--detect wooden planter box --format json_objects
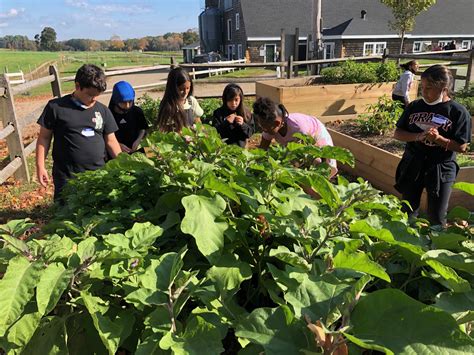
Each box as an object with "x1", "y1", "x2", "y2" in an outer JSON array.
[
  {"x1": 329, "y1": 128, "x2": 474, "y2": 211},
  {"x1": 256, "y1": 77, "x2": 418, "y2": 122}
]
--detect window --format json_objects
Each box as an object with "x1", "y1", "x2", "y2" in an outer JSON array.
[
  {"x1": 224, "y1": 0, "x2": 232, "y2": 10},
  {"x1": 238, "y1": 44, "x2": 243, "y2": 59},
  {"x1": 227, "y1": 45, "x2": 234, "y2": 60},
  {"x1": 438, "y1": 40, "x2": 451, "y2": 48},
  {"x1": 413, "y1": 41, "x2": 431, "y2": 53},
  {"x1": 236, "y1": 13, "x2": 240, "y2": 30},
  {"x1": 363, "y1": 42, "x2": 386, "y2": 56},
  {"x1": 461, "y1": 40, "x2": 472, "y2": 49},
  {"x1": 227, "y1": 19, "x2": 232, "y2": 41}
]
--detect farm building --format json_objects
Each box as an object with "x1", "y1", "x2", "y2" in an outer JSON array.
[{"x1": 199, "y1": 0, "x2": 474, "y2": 62}]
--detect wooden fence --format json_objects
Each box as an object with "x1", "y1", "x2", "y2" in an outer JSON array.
[{"x1": 1, "y1": 49, "x2": 473, "y2": 184}]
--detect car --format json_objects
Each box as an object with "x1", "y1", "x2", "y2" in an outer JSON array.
[{"x1": 192, "y1": 52, "x2": 222, "y2": 63}]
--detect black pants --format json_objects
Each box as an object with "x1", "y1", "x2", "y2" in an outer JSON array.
[
  {"x1": 392, "y1": 93, "x2": 408, "y2": 108},
  {"x1": 401, "y1": 177, "x2": 454, "y2": 226},
  {"x1": 52, "y1": 165, "x2": 69, "y2": 204}
]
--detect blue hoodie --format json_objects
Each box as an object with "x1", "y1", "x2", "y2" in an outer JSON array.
[{"x1": 109, "y1": 81, "x2": 135, "y2": 107}]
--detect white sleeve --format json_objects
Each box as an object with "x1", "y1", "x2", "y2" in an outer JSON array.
[
  {"x1": 401, "y1": 72, "x2": 412, "y2": 100},
  {"x1": 190, "y1": 96, "x2": 204, "y2": 118}
]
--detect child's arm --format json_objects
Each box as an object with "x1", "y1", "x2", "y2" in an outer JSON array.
[
  {"x1": 36, "y1": 126, "x2": 53, "y2": 187},
  {"x1": 259, "y1": 137, "x2": 272, "y2": 150},
  {"x1": 104, "y1": 133, "x2": 122, "y2": 158},
  {"x1": 131, "y1": 130, "x2": 146, "y2": 152}
]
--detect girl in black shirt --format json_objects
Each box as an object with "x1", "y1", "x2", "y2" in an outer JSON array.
[
  {"x1": 394, "y1": 65, "x2": 471, "y2": 225},
  {"x1": 212, "y1": 83, "x2": 255, "y2": 147}
]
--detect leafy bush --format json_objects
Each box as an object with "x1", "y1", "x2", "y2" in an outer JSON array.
[
  {"x1": 454, "y1": 84, "x2": 474, "y2": 116},
  {"x1": 321, "y1": 61, "x2": 399, "y2": 84},
  {"x1": 198, "y1": 98, "x2": 221, "y2": 124},
  {"x1": 136, "y1": 93, "x2": 160, "y2": 127},
  {"x1": 1, "y1": 127, "x2": 473, "y2": 354},
  {"x1": 357, "y1": 95, "x2": 404, "y2": 135}
]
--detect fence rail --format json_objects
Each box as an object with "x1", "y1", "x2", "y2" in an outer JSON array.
[{"x1": 1, "y1": 48, "x2": 473, "y2": 185}]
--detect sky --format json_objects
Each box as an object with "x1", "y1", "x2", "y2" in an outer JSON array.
[{"x1": 0, "y1": 0, "x2": 204, "y2": 40}]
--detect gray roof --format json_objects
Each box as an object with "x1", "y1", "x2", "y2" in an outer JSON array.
[{"x1": 240, "y1": 0, "x2": 474, "y2": 38}]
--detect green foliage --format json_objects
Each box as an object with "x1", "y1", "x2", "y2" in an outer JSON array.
[
  {"x1": 1, "y1": 129, "x2": 473, "y2": 354},
  {"x1": 136, "y1": 93, "x2": 161, "y2": 127},
  {"x1": 381, "y1": 0, "x2": 437, "y2": 35},
  {"x1": 455, "y1": 84, "x2": 474, "y2": 116},
  {"x1": 356, "y1": 95, "x2": 404, "y2": 135},
  {"x1": 320, "y1": 61, "x2": 399, "y2": 84},
  {"x1": 198, "y1": 98, "x2": 221, "y2": 124}
]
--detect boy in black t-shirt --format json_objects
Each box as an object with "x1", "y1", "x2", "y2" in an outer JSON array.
[
  {"x1": 36, "y1": 64, "x2": 122, "y2": 201},
  {"x1": 394, "y1": 65, "x2": 471, "y2": 225},
  {"x1": 108, "y1": 81, "x2": 148, "y2": 153}
]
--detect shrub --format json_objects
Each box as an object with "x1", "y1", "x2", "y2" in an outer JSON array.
[
  {"x1": 136, "y1": 93, "x2": 160, "y2": 127},
  {"x1": 321, "y1": 61, "x2": 399, "y2": 84},
  {"x1": 198, "y1": 98, "x2": 221, "y2": 124},
  {"x1": 454, "y1": 84, "x2": 474, "y2": 116},
  {"x1": 356, "y1": 95, "x2": 404, "y2": 135}
]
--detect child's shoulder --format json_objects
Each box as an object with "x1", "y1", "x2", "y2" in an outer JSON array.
[{"x1": 449, "y1": 100, "x2": 470, "y2": 115}]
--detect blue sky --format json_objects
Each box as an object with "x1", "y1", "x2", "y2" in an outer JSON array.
[{"x1": 0, "y1": 0, "x2": 204, "y2": 40}]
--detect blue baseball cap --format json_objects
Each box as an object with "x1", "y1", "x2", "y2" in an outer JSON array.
[{"x1": 111, "y1": 81, "x2": 135, "y2": 103}]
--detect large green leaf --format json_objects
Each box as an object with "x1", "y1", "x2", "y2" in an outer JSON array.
[
  {"x1": 435, "y1": 290, "x2": 474, "y2": 324},
  {"x1": 269, "y1": 246, "x2": 311, "y2": 271},
  {"x1": 139, "y1": 249, "x2": 185, "y2": 292},
  {"x1": 346, "y1": 289, "x2": 474, "y2": 354},
  {"x1": 206, "y1": 254, "x2": 252, "y2": 296},
  {"x1": 126, "y1": 222, "x2": 164, "y2": 250},
  {"x1": 235, "y1": 306, "x2": 317, "y2": 354},
  {"x1": 81, "y1": 291, "x2": 135, "y2": 355},
  {"x1": 3, "y1": 302, "x2": 42, "y2": 353},
  {"x1": 181, "y1": 194, "x2": 228, "y2": 262},
  {"x1": 453, "y1": 182, "x2": 474, "y2": 196},
  {"x1": 284, "y1": 274, "x2": 351, "y2": 323},
  {"x1": 333, "y1": 250, "x2": 391, "y2": 282},
  {"x1": 0, "y1": 219, "x2": 35, "y2": 238},
  {"x1": 36, "y1": 263, "x2": 74, "y2": 316},
  {"x1": 136, "y1": 333, "x2": 167, "y2": 355},
  {"x1": 422, "y1": 250, "x2": 474, "y2": 274},
  {"x1": 22, "y1": 316, "x2": 68, "y2": 355},
  {"x1": 159, "y1": 315, "x2": 224, "y2": 355},
  {"x1": 0, "y1": 256, "x2": 42, "y2": 336}
]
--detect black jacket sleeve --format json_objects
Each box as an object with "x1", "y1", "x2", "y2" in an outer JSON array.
[
  {"x1": 236, "y1": 113, "x2": 255, "y2": 140},
  {"x1": 212, "y1": 107, "x2": 235, "y2": 139}
]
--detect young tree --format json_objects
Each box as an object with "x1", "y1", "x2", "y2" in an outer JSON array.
[
  {"x1": 110, "y1": 35, "x2": 125, "y2": 51},
  {"x1": 182, "y1": 29, "x2": 199, "y2": 46},
  {"x1": 381, "y1": 0, "x2": 436, "y2": 54},
  {"x1": 40, "y1": 27, "x2": 58, "y2": 51}
]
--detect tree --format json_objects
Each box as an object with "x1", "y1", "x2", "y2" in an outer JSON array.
[
  {"x1": 381, "y1": 0, "x2": 436, "y2": 54},
  {"x1": 182, "y1": 29, "x2": 199, "y2": 46},
  {"x1": 39, "y1": 27, "x2": 58, "y2": 51},
  {"x1": 138, "y1": 37, "x2": 149, "y2": 51},
  {"x1": 110, "y1": 35, "x2": 125, "y2": 51}
]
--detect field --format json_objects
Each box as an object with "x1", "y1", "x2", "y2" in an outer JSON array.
[{"x1": 0, "y1": 49, "x2": 183, "y2": 75}]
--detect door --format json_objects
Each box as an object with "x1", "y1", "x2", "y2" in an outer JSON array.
[
  {"x1": 265, "y1": 44, "x2": 276, "y2": 63},
  {"x1": 324, "y1": 42, "x2": 335, "y2": 59}
]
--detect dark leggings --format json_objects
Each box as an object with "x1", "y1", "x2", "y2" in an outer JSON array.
[
  {"x1": 392, "y1": 93, "x2": 408, "y2": 108},
  {"x1": 401, "y1": 177, "x2": 454, "y2": 226}
]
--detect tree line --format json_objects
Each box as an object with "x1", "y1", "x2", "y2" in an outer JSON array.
[{"x1": 0, "y1": 27, "x2": 199, "y2": 52}]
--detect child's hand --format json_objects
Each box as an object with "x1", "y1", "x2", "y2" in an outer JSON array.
[
  {"x1": 226, "y1": 114, "x2": 236, "y2": 123},
  {"x1": 425, "y1": 128, "x2": 440, "y2": 143},
  {"x1": 37, "y1": 168, "x2": 50, "y2": 188},
  {"x1": 120, "y1": 143, "x2": 132, "y2": 153},
  {"x1": 235, "y1": 116, "x2": 244, "y2": 125}
]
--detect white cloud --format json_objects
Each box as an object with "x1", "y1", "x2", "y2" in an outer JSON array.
[
  {"x1": 0, "y1": 22, "x2": 9, "y2": 27},
  {"x1": 65, "y1": 1, "x2": 150, "y2": 14},
  {"x1": 104, "y1": 23, "x2": 113, "y2": 28},
  {"x1": 0, "y1": 8, "x2": 25, "y2": 19}
]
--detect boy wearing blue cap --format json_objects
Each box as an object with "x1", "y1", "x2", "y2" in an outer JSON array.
[
  {"x1": 36, "y1": 64, "x2": 121, "y2": 201},
  {"x1": 109, "y1": 81, "x2": 148, "y2": 154}
]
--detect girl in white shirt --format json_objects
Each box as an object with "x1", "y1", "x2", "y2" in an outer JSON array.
[{"x1": 392, "y1": 60, "x2": 419, "y2": 108}]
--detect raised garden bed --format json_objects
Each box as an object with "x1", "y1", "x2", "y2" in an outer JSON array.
[
  {"x1": 255, "y1": 77, "x2": 418, "y2": 120},
  {"x1": 327, "y1": 120, "x2": 474, "y2": 210}
]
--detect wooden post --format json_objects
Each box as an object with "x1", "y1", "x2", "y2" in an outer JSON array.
[
  {"x1": 287, "y1": 55, "x2": 294, "y2": 79},
  {"x1": 0, "y1": 75, "x2": 30, "y2": 182},
  {"x1": 382, "y1": 48, "x2": 390, "y2": 64},
  {"x1": 280, "y1": 28, "x2": 286, "y2": 78},
  {"x1": 49, "y1": 65, "x2": 62, "y2": 98},
  {"x1": 465, "y1": 49, "x2": 474, "y2": 90},
  {"x1": 312, "y1": 0, "x2": 322, "y2": 74},
  {"x1": 306, "y1": 34, "x2": 312, "y2": 75},
  {"x1": 293, "y1": 27, "x2": 300, "y2": 77},
  {"x1": 170, "y1": 57, "x2": 176, "y2": 68},
  {"x1": 192, "y1": 67, "x2": 196, "y2": 80}
]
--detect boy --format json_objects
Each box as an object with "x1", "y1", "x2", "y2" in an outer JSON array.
[{"x1": 36, "y1": 64, "x2": 121, "y2": 201}]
